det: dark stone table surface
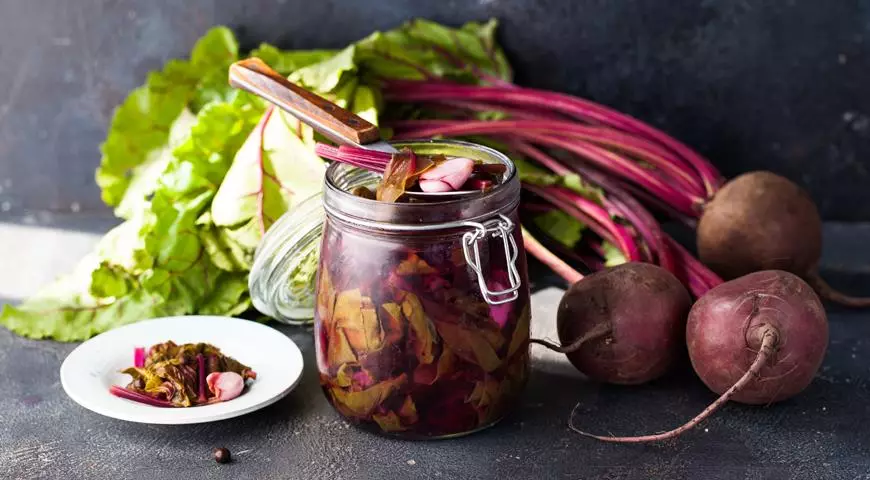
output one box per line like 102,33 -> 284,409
1,216 -> 869,480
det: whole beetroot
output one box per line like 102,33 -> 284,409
698,171 -> 870,307
576,270 -> 829,442
535,262 -> 691,385
688,270 -> 828,404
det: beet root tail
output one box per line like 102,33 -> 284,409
569,328 -> 779,443
530,322 -> 611,354
806,270 -> 870,308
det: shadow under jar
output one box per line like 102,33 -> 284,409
315,140 -> 531,439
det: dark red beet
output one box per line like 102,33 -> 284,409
536,262 -> 691,385
574,270 -> 829,442
698,171 -> 870,307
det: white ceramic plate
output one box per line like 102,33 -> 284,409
60,315 -> 303,424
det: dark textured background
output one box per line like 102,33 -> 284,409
0,0 -> 868,218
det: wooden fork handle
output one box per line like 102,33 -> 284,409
229,57 -> 380,145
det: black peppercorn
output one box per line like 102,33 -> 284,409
213,447 -> 231,464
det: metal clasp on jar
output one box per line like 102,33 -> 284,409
461,214 -> 522,305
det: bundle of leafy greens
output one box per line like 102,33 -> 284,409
0,20 -> 512,341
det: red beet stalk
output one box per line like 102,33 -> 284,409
314,143 -> 390,172
523,183 -> 642,263
196,353 -> 207,403
393,127 -> 700,217
109,385 -> 176,408
521,226 -> 584,284
383,81 -> 723,196
134,347 -> 145,368
507,139 -> 720,296
390,119 -> 705,198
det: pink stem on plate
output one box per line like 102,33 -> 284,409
134,347 -> 145,368
109,385 -> 175,408
197,354 -> 206,403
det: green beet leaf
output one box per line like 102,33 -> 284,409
1,99 -> 263,340
533,210 -> 585,248
210,107 -> 326,248
290,45 -> 359,93
352,18 -> 511,83
3,20 -> 513,341
601,241 -> 628,267
248,44 -> 337,77
97,26 -> 240,214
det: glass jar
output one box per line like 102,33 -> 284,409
315,140 -> 531,439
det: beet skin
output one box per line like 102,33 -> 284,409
556,262 -> 691,385
687,270 -> 828,404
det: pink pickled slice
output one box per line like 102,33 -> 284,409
419,157 -> 474,192
206,371 -> 245,402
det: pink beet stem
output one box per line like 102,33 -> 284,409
196,353 -> 206,403
315,143 -> 390,173
383,81 -> 723,195
521,226 -> 584,285
664,236 -> 723,298
433,100 -> 572,121
390,119 -> 705,197
393,127 -> 700,216
133,347 -> 145,368
523,183 -> 641,263
109,385 -> 175,408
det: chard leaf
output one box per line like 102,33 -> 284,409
0,273 -> 173,342
507,304 -> 531,358
114,109 -> 198,219
395,253 -> 437,276
333,289 -> 384,355
198,273 -> 251,316
433,320 -> 501,373
1,98 -> 262,340
398,395 -> 419,424
560,173 -> 605,203
352,19 -> 510,83
413,346 -> 455,385
97,26 -> 239,211
398,18 -> 511,82
290,46 -> 359,93
533,210 -> 584,248
400,292 -> 437,365
329,374 -> 407,418
376,149 -> 417,202
248,44 -> 337,76
210,107 -> 325,246
351,85 -> 381,125
198,220 -> 252,272
327,327 -> 357,370
602,241 -> 628,267
372,411 -> 407,432
378,302 -> 405,347
515,156 -> 604,204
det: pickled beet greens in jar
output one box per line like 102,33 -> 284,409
313,140 -> 531,439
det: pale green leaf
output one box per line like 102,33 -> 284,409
533,210 -> 585,248
248,44 -> 337,76
97,27 -> 240,208
602,242 -> 628,267
210,106 -> 325,238
290,45 -> 358,93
